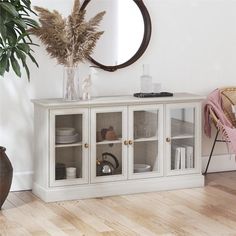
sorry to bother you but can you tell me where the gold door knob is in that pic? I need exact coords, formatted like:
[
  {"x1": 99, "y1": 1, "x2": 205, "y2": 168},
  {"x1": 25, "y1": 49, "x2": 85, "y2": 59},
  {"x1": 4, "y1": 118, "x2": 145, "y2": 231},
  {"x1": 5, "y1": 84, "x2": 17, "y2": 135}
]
[
  {"x1": 84, "y1": 143, "x2": 89, "y2": 148},
  {"x1": 166, "y1": 137, "x2": 171, "y2": 143},
  {"x1": 128, "y1": 140, "x2": 133, "y2": 145},
  {"x1": 124, "y1": 140, "x2": 129, "y2": 146}
]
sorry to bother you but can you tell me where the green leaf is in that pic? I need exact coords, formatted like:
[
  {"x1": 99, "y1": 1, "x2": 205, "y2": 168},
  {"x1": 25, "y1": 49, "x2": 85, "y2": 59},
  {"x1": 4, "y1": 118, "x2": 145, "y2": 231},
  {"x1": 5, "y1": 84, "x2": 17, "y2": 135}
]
[
  {"x1": 0, "y1": 54, "x2": 8, "y2": 76},
  {"x1": 20, "y1": 12, "x2": 30, "y2": 17},
  {"x1": 22, "y1": 6, "x2": 37, "y2": 16},
  {"x1": 10, "y1": 54, "x2": 21, "y2": 77},
  {"x1": 15, "y1": 48, "x2": 26, "y2": 63},
  {"x1": 6, "y1": 28, "x2": 17, "y2": 45},
  {"x1": 12, "y1": 18, "x2": 27, "y2": 29},
  {"x1": 16, "y1": 48, "x2": 30, "y2": 80},
  {"x1": 0, "y1": 18, "x2": 7, "y2": 42},
  {"x1": 25, "y1": 34, "x2": 32, "y2": 43},
  {"x1": 6, "y1": 59, "x2": 9, "y2": 72},
  {"x1": 22, "y1": 17, "x2": 39, "y2": 28},
  {"x1": 0, "y1": 48, "x2": 3, "y2": 58},
  {"x1": 28, "y1": 52, "x2": 38, "y2": 67},
  {"x1": 21, "y1": 0, "x2": 31, "y2": 8},
  {"x1": 15, "y1": 30, "x2": 33, "y2": 44},
  {"x1": 6, "y1": 49, "x2": 12, "y2": 60},
  {"x1": 22, "y1": 61, "x2": 30, "y2": 81},
  {"x1": 26, "y1": 42, "x2": 39, "y2": 47},
  {"x1": 17, "y1": 43, "x2": 30, "y2": 53},
  {"x1": 0, "y1": 3, "x2": 19, "y2": 17},
  {"x1": 0, "y1": 1, "x2": 38, "y2": 79},
  {"x1": 13, "y1": 24, "x2": 26, "y2": 36},
  {"x1": 0, "y1": 26, "x2": 7, "y2": 43},
  {"x1": 16, "y1": 31, "x2": 28, "y2": 43}
]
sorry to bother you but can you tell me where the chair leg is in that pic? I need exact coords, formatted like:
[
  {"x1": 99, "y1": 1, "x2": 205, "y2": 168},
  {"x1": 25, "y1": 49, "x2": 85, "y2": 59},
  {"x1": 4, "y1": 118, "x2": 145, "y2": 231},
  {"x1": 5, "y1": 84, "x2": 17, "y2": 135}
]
[{"x1": 203, "y1": 130, "x2": 219, "y2": 175}]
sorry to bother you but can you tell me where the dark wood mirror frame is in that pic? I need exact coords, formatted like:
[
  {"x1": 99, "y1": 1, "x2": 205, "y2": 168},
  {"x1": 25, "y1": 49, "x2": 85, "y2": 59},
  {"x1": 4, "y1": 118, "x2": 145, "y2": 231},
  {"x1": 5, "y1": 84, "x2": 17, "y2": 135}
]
[{"x1": 81, "y1": 0, "x2": 152, "y2": 72}]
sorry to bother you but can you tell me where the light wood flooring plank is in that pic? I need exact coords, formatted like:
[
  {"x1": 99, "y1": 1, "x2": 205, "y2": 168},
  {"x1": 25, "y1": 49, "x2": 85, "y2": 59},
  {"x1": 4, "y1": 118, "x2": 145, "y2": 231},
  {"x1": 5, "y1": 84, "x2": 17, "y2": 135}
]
[{"x1": 1, "y1": 172, "x2": 236, "y2": 235}]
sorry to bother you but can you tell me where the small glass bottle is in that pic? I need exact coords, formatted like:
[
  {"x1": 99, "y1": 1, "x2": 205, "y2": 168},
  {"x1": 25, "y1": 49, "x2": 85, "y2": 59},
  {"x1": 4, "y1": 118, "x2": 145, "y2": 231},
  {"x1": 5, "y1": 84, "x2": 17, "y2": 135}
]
[{"x1": 140, "y1": 64, "x2": 152, "y2": 93}]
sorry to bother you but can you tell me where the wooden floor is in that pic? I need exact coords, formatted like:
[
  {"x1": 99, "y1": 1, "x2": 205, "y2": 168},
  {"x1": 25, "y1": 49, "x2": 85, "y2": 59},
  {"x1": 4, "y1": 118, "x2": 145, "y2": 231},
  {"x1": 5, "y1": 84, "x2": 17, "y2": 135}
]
[{"x1": 1, "y1": 173, "x2": 236, "y2": 236}]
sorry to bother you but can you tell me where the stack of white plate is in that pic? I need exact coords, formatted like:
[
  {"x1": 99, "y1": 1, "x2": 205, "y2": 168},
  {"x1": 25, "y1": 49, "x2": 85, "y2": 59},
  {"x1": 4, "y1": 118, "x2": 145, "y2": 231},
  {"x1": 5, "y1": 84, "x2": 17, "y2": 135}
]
[
  {"x1": 134, "y1": 164, "x2": 151, "y2": 173},
  {"x1": 56, "y1": 127, "x2": 79, "y2": 144}
]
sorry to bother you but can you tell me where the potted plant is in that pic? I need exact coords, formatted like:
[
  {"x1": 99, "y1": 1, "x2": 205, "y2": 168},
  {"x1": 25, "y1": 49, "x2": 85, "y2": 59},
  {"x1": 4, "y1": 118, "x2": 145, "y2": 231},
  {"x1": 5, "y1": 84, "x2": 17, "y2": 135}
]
[
  {"x1": 0, "y1": 0, "x2": 38, "y2": 209},
  {"x1": 31, "y1": 0, "x2": 105, "y2": 100}
]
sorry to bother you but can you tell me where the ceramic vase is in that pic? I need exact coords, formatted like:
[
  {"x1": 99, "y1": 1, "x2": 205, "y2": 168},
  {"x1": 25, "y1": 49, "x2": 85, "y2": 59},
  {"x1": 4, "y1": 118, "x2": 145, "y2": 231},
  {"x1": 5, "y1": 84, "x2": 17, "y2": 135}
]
[
  {"x1": 63, "y1": 66, "x2": 80, "y2": 101},
  {"x1": 0, "y1": 147, "x2": 13, "y2": 210}
]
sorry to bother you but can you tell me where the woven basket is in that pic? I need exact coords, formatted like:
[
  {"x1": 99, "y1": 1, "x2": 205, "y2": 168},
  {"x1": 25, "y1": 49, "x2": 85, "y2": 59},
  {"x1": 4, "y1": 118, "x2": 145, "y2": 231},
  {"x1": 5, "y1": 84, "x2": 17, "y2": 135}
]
[{"x1": 220, "y1": 87, "x2": 236, "y2": 127}]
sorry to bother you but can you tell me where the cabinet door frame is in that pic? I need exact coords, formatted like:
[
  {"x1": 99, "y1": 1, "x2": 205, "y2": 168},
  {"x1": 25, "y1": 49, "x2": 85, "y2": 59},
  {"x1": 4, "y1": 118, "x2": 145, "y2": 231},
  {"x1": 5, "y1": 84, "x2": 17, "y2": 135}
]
[
  {"x1": 128, "y1": 104, "x2": 164, "y2": 179},
  {"x1": 90, "y1": 106, "x2": 128, "y2": 183},
  {"x1": 49, "y1": 108, "x2": 89, "y2": 187},
  {"x1": 165, "y1": 102, "x2": 201, "y2": 176}
]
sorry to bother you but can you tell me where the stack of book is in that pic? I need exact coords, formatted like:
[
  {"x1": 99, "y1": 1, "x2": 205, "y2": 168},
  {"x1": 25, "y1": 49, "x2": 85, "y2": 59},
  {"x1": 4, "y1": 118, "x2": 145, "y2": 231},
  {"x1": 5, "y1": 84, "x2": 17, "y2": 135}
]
[{"x1": 171, "y1": 145, "x2": 194, "y2": 170}]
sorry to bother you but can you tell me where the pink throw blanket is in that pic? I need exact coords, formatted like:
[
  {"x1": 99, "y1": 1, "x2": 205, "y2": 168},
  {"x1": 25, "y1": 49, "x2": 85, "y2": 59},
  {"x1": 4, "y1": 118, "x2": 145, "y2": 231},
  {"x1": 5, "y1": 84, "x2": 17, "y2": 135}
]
[{"x1": 204, "y1": 89, "x2": 236, "y2": 154}]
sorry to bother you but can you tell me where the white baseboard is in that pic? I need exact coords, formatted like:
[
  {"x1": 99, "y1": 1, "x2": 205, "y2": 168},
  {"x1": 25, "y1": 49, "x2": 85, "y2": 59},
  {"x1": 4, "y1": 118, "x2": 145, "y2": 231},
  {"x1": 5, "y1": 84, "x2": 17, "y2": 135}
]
[
  {"x1": 11, "y1": 155, "x2": 236, "y2": 192},
  {"x1": 202, "y1": 154, "x2": 236, "y2": 173},
  {"x1": 11, "y1": 171, "x2": 33, "y2": 191},
  {"x1": 33, "y1": 174, "x2": 204, "y2": 202}
]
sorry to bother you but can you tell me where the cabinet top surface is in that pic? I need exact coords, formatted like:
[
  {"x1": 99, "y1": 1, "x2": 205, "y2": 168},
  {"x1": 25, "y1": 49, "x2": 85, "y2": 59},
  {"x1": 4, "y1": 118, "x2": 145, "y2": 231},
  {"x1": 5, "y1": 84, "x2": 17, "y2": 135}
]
[{"x1": 32, "y1": 93, "x2": 205, "y2": 108}]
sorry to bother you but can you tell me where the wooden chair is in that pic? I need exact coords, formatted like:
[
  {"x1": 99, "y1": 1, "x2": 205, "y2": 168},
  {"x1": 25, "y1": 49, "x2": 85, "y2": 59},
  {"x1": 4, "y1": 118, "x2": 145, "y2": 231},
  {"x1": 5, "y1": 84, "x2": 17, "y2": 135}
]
[{"x1": 204, "y1": 87, "x2": 236, "y2": 175}]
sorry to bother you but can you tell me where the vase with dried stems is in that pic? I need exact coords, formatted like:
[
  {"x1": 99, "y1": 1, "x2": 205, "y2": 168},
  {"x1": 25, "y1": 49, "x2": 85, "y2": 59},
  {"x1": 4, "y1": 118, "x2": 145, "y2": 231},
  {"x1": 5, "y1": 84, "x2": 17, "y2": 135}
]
[
  {"x1": 31, "y1": 0, "x2": 105, "y2": 100},
  {"x1": 63, "y1": 66, "x2": 79, "y2": 100}
]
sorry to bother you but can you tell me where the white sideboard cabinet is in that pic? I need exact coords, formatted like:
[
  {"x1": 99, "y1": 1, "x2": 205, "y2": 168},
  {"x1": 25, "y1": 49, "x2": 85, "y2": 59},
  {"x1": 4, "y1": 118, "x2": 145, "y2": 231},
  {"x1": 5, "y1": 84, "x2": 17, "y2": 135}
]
[{"x1": 32, "y1": 93, "x2": 205, "y2": 202}]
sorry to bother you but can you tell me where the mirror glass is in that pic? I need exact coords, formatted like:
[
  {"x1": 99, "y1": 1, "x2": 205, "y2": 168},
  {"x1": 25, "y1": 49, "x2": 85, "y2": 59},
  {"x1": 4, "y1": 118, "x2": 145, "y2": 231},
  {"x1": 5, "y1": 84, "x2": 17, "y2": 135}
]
[{"x1": 84, "y1": 0, "x2": 145, "y2": 67}]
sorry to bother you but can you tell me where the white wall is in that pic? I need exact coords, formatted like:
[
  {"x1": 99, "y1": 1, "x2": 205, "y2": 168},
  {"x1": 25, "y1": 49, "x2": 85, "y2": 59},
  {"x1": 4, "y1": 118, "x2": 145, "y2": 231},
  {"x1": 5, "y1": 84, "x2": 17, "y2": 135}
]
[{"x1": 1, "y1": 0, "x2": 236, "y2": 190}]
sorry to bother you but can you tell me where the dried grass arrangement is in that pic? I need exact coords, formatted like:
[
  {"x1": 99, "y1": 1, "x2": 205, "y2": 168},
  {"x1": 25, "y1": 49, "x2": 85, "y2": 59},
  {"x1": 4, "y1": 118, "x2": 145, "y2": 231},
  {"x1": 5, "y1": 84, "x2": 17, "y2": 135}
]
[
  {"x1": 31, "y1": 0, "x2": 105, "y2": 67},
  {"x1": 31, "y1": 0, "x2": 105, "y2": 100}
]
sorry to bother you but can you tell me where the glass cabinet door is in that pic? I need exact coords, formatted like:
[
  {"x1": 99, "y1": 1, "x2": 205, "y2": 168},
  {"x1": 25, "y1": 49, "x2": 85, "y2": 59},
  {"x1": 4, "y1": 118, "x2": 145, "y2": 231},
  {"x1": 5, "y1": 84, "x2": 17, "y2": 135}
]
[
  {"x1": 128, "y1": 105, "x2": 164, "y2": 179},
  {"x1": 91, "y1": 107, "x2": 128, "y2": 183},
  {"x1": 166, "y1": 103, "x2": 200, "y2": 175},
  {"x1": 49, "y1": 108, "x2": 89, "y2": 186}
]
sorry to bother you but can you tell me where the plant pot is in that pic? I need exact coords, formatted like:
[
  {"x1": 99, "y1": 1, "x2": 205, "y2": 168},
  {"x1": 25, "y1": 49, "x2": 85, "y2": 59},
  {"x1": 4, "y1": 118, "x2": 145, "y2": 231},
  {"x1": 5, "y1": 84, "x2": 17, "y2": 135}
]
[{"x1": 0, "y1": 147, "x2": 13, "y2": 210}]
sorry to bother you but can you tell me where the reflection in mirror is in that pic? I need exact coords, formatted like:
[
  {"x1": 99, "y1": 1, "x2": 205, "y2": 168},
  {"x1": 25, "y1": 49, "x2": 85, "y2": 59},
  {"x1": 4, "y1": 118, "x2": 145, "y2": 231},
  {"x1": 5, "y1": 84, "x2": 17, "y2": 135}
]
[
  {"x1": 82, "y1": 0, "x2": 151, "y2": 70},
  {"x1": 84, "y1": 0, "x2": 145, "y2": 67}
]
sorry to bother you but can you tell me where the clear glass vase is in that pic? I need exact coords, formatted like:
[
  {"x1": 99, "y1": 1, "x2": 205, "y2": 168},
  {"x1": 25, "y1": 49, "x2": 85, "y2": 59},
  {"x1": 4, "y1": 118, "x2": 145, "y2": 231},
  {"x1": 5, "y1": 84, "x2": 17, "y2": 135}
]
[{"x1": 63, "y1": 66, "x2": 80, "y2": 101}]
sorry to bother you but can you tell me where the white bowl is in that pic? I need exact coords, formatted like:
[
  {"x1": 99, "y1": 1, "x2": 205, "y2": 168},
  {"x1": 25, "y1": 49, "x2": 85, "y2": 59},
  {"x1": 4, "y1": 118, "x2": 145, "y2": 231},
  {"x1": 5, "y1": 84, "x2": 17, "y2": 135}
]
[
  {"x1": 134, "y1": 164, "x2": 151, "y2": 173},
  {"x1": 56, "y1": 127, "x2": 75, "y2": 136},
  {"x1": 56, "y1": 133, "x2": 79, "y2": 144}
]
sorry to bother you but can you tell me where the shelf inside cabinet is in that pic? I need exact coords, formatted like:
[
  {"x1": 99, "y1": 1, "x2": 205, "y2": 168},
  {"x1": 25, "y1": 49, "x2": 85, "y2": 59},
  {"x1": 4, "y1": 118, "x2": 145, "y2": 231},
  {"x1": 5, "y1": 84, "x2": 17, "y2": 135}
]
[
  {"x1": 55, "y1": 142, "x2": 82, "y2": 148},
  {"x1": 96, "y1": 138, "x2": 122, "y2": 145},
  {"x1": 171, "y1": 118, "x2": 194, "y2": 138},
  {"x1": 134, "y1": 136, "x2": 158, "y2": 142},
  {"x1": 171, "y1": 135, "x2": 194, "y2": 140}
]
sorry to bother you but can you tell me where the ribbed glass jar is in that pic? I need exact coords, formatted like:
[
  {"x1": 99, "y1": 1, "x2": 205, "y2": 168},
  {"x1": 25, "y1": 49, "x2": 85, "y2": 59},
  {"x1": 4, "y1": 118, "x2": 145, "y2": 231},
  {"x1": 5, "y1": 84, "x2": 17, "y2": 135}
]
[{"x1": 63, "y1": 66, "x2": 80, "y2": 101}]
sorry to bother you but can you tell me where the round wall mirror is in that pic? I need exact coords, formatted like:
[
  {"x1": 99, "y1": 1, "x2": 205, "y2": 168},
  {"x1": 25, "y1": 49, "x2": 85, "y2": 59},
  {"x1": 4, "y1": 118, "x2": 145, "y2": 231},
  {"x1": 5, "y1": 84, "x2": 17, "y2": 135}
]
[{"x1": 81, "y1": 0, "x2": 152, "y2": 72}]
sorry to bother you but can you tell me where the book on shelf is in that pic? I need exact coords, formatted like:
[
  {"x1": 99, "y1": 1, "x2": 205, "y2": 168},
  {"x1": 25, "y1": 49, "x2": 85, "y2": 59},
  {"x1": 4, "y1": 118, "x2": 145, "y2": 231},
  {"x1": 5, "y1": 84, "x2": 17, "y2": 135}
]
[
  {"x1": 185, "y1": 145, "x2": 194, "y2": 169},
  {"x1": 180, "y1": 147, "x2": 186, "y2": 170},
  {"x1": 171, "y1": 145, "x2": 194, "y2": 170},
  {"x1": 171, "y1": 145, "x2": 177, "y2": 169},
  {"x1": 171, "y1": 145, "x2": 183, "y2": 170},
  {"x1": 175, "y1": 147, "x2": 181, "y2": 170}
]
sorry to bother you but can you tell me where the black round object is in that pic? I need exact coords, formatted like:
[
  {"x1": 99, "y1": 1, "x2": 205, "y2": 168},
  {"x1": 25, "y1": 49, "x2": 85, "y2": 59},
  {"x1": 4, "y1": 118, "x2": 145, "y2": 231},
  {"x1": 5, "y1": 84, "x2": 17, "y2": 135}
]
[{"x1": 96, "y1": 152, "x2": 119, "y2": 176}]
